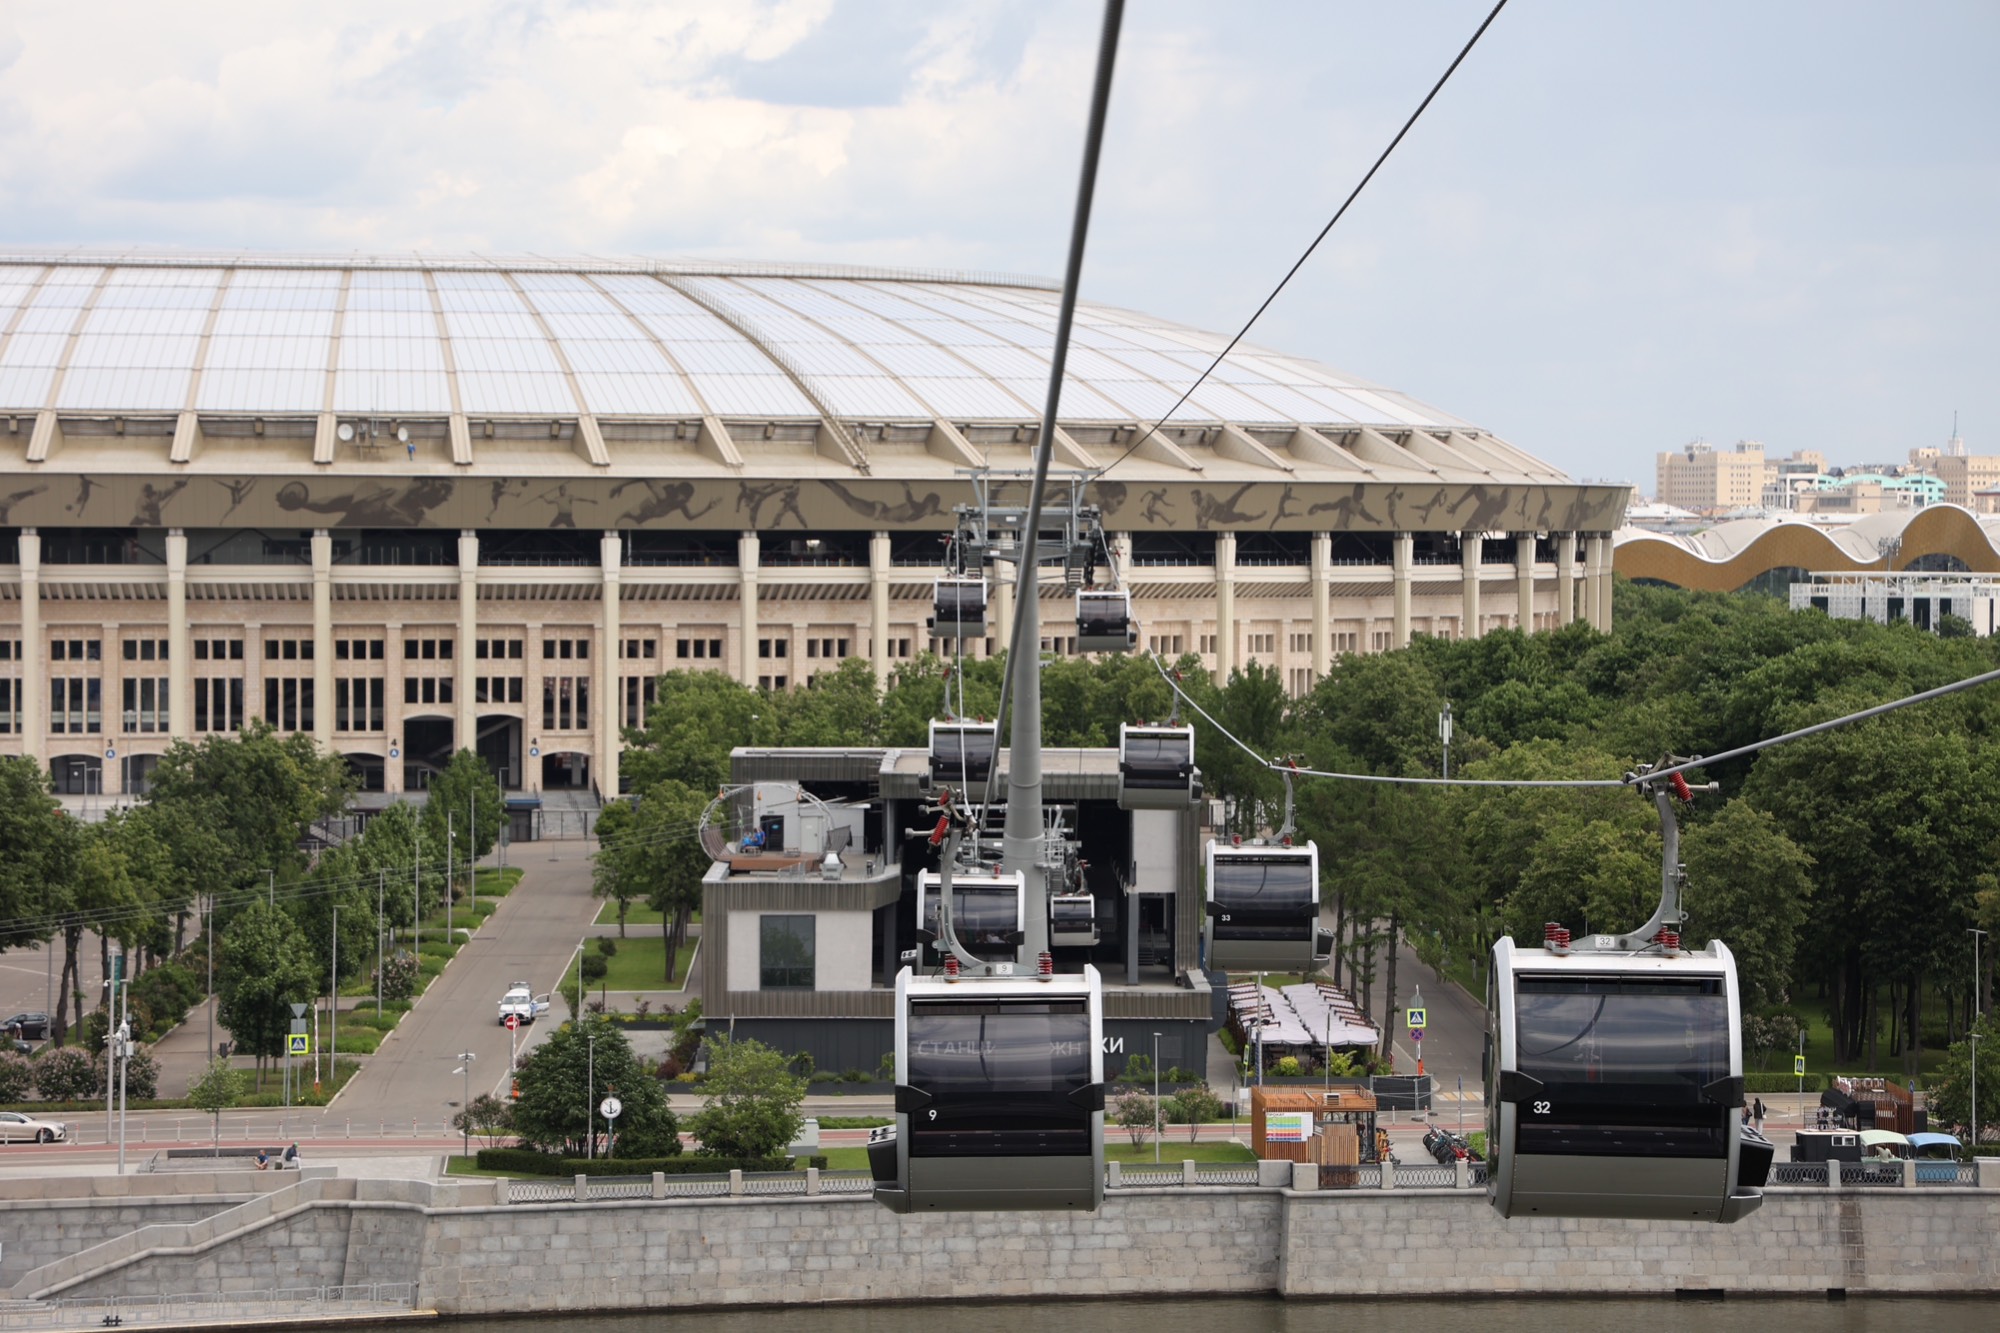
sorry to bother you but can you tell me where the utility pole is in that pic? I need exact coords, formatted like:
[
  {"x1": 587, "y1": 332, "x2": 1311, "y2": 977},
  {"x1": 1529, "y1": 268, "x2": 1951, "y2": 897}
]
[
  {"x1": 413, "y1": 831, "x2": 422, "y2": 955},
  {"x1": 326, "y1": 905, "x2": 337, "y2": 1095},
  {"x1": 1152, "y1": 1031, "x2": 1161, "y2": 1164},
  {"x1": 267, "y1": 868, "x2": 275, "y2": 908},
  {"x1": 455, "y1": 1052, "x2": 476, "y2": 1158},
  {"x1": 586, "y1": 1031, "x2": 597, "y2": 1161},
  {"x1": 1439, "y1": 701, "x2": 1453, "y2": 780},
  {"x1": 206, "y1": 894, "x2": 215, "y2": 1061},
  {"x1": 376, "y1": 871, "x2": 385, "y2": 1013},
  {"x1": 1973, "y1": 928, "x2": 1989, "y2": 1021},
  {"x1": 447, "y1": 811, "x2": 455, "y2": 939},
  {"x1": 469, "y1": 786, "x2": 477, "y2": 914},
  {"x1": 117, "y1": 968, "x2": 129, "y2": 1175}
]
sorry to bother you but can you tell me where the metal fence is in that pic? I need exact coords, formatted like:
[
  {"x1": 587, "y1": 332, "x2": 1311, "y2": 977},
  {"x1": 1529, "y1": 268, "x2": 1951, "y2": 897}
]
[
  {"x1": 0, "y1": 1284, "x2": 416, "y2": 1330},
  {"x1": 1770, "y1": 1162, "x2": 1829, "y2": 1186},
  {"x1": 1395, "y1": 1165, "x2": 1458, "y2": 1190}
]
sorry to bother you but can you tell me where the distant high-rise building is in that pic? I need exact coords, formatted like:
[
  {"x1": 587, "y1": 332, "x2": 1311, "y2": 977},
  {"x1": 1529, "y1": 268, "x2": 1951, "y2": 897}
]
[{"x1": 1656, "y1": 439, "x2": 1766, "y2": 512}]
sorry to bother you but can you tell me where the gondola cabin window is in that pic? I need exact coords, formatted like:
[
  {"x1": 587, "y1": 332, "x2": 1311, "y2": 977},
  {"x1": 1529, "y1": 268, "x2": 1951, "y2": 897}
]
[
  {"x1": 1513, "y1": 973, "x2": 1730, "y2": 1159},
  {"x1": 759, "y1": 914, "x2": 816, "y2": 990},
  {"x1": 906, "y1": 998, "x2": 1094, "y2": 1157}
]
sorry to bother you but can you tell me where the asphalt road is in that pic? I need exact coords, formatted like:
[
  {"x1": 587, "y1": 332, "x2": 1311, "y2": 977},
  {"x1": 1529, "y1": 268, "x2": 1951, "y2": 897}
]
[{"x1": 332, "y1": 839, "x2": 603, "y2": 1123}]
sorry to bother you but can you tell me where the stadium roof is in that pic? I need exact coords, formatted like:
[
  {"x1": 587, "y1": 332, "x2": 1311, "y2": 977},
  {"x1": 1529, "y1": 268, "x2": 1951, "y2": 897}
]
[
  {"x1": 0, "y1": 249, "x2": 1512, "y2": 437},
  {"x1": 1615, "y1": 504, "x2": 2000, "y2": 590},
  {"x1": 0, "y1": 250, "x2": 1628, "y2": 536}
]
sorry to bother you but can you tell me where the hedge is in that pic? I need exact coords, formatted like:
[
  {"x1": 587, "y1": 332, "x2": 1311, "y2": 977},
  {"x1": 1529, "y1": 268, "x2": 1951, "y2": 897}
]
[
  {"x1": 1745, "y1": 1072, "x2": 1828, "y2": 1094},
  {"x1": 475, "y1": 1146, "x2": 828, "y2": 1176}
]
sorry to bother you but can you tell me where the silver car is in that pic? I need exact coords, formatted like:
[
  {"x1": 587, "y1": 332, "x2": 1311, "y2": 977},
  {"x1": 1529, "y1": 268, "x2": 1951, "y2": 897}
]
[{"x1": 0, "y1": 1111, "x2": 67, "y2": 1144}]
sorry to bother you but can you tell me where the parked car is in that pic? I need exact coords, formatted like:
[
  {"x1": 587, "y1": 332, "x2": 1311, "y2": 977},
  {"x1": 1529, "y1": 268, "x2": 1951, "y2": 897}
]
[
  {"x1": 2, "y1": 1013, "x2": 51, "y2": 1041},
  {"x1": 0, "y1": 1111, "x2": 67, "y2": 1144},
  {"x1": 498, "y1": 982, "x2": 550, "y2": 1026}
]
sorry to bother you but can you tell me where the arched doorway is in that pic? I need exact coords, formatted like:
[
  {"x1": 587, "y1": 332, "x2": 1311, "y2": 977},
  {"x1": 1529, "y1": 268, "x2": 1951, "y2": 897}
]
[
  {"x1": 120, "y1": 753, "x2": 161, "y2": 796},
  {"x1": 476, "y1": 714, "x2": 523, "y2": 791},
  {"x1": 50, "y1": 754, "x2": 102, "y2": 795},
  {"x1": 344, "y1": 752, "x2": 386, "y2": 793},
  {"x1": 541, "y1": 750, "x2": 591, "y2": 791},
  {"x1": 403, "y1": 716, "x2": 454, "y2": 791}
]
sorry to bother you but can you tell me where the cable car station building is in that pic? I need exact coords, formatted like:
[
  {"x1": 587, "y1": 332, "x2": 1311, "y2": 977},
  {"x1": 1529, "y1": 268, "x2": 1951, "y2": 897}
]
[{"x1": 0, "y1": 251, "x2": 1629, "y2": 800}]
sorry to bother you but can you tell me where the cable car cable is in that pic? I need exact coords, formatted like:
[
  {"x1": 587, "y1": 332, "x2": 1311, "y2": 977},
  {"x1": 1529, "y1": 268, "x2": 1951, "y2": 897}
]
[{"x1": 1092, "y1": 0, "x2": 1512, "y2": 483}]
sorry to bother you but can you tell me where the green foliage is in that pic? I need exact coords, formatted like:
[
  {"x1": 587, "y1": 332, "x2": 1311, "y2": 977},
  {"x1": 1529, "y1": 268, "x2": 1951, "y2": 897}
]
[
  {"x1": 1112, "y1": 1090, "x2": 1157, "y2": 1147},
  {"x1": 0, "y1": 757, "x2": 75, "y2": 954},
  {"x1": 512, "y1": 1016, "x2": 679, "y2": 1158},
  {"x1": 474, "y1": 1146, "x2": 814, "y2": 1176},
  {"x1": 1741, "y1": 1012, "x2": 1806, "y2": 1073},
  {"x1": 1925, "y1": 1016, "x2": 2000, "y2": 1139},
  {"x1": 93, "y1": 1046, "x2": 161, "y2": 1100},
  {"x1": 216, "y1": 900, "x2": 321, "y2": 1067},
  {"x1": 1119, "y1": 1052, "x2": 1154, "y2": 1084},
  {"x1": 686, "y1": 1035, "x2": 806, "y2": 1160},
  {"x1": 126, "y1": 963, "x2": 203, "y2": 1041},
  {"x1": 1164, "y1": 1085, "x2": 1224, "y2": 1140},
  {"x1": 422, "y1": 749, "x2": 506, "y2": 873},
  {"x1": 0, "y1": 1053, "x2": 33, "y2": 1102},
  {"x1": 594, "y1": 780, "x2": 709, "y2": 983},
  {"x1": 451, "y1": 1092, "x2": 517, "y2": 1147},
  {"x1": 33, "y1": 1047, "x2": 94, "y2": 1101},
  {"x1": 1744, "y1": 1071, "x2": 1826, "y2": 1094}
]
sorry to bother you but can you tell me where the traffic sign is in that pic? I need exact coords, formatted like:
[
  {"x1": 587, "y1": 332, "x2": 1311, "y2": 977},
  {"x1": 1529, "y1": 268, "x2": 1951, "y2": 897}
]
[
  {"x1": 599, "y1": 1096, "x2": 623, "y2": 1121},
  {"x1": 288, "y1": 1033, "x2": 310, "y2": 1056},
  {"x1": 1407, "y1": 1006, "x2": 1427, "y2": 1031},
  {"x1": 1794, "y1": 1054, "x2": 1806, "y2": 1077},
  {"x1": 505, "y1": 1014, "x2": 520, "y2": 1031}
]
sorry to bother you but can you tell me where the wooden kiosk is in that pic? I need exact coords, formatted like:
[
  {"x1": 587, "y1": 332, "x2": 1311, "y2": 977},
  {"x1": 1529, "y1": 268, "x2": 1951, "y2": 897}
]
[{"x1": 1249, "y1": 1086, "x2": 1382, "y2": 1185}]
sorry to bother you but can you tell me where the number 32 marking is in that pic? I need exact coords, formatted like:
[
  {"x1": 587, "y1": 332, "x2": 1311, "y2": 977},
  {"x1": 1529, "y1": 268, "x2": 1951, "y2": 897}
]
[{"x1": 1531, "y1": 1101, "x2": 1552, "y2": 1116}]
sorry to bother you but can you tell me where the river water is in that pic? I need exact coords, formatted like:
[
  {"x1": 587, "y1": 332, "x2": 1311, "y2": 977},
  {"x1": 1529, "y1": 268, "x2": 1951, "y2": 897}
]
[{"x1": 448, "y1": 1296, "x2": 1995, "y2": 1333}]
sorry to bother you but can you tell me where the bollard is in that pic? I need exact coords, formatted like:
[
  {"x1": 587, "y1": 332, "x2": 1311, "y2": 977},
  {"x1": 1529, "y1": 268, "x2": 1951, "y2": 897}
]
[
  {"x1": 1182, "y1": 1159, "x2": 1196, "y2": 1186},
  {"x1": 495, "y1": 1177, "x2": 510, "y2": 1205},
  {"x1": 312, "y1": 1123, "x2": 318, "y2": 1140},
  {"x1": 176, "y1": 1121, "x2": 181, "y2": 1143},
  {"x1": 728, "y1": 1169, "x2": 744, "y2": 1197},
  {"x1": 346, "y1": 1120, "x2": 351, "y2": 1139},
  {"x1": 1902, "y1": 1158, "x2": 1917, "y2": 1189},
  {"x1": 140, "y1": 1122, "x2": 147, "y2": 1143},
  {"x1": 1381, "y1": 1158, "x2": 1396, "y2": 1190},
  {"x1": 805, "y1": 1167, "x2": 820, "y2": 1197},
  {"x1": 1454, "y1": 1157, "x2": 1470, "y2": 1190},
  {"x1": 411, "y1": 1119, "x2": 417, "y2": 1137},
  {"x1": 651, "y1": 1171, "x2": 667, "y2": 1200},
  {"x1": 1107, "y1": 1161, "x2": 1122, "y2": 1189},
  {"x1": 574, "y1": 1174, "x2": 587, "y2": 1203},
  {"x1": 1290, "y1": 1160, "x2": 1317, "y2": 1192}
]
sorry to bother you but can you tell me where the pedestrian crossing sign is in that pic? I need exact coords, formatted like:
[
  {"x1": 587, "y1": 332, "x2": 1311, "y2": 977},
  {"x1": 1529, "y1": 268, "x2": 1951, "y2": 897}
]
[
  {"x1": 288, "y1": 1034, "x2": 310, "y2": 1056},
  {"x1": 1407, "y1": 1007, "x2": 1427, "y2": 1031},
  {"x1": 1794, "y1": 1054, "x2": 1806, "y2": 1077}
]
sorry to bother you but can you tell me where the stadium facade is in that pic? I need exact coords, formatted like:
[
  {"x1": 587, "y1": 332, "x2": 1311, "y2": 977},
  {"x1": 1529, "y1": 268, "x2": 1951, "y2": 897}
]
[{"x1": 0, "y1": 251, "x2": 1627, "y2": 799}]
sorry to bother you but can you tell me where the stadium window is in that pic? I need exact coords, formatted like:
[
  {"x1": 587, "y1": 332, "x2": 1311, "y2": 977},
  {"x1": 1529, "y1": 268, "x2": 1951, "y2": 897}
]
[
  {"x1": 50, "y1": 678, "x2": 102, "y2": 734},
  {"x1": 122, "y1": 638, "x2": 168, "y2": 662},
  {"x1": 0, "y1": 640, "x2": 12, "y2": 662},
  {"x1": 121, "y1": 677, "x2": 167, "y2": 733},
  {"x1": 0, "y1": 678, "x2": 17, "y2": 733}
]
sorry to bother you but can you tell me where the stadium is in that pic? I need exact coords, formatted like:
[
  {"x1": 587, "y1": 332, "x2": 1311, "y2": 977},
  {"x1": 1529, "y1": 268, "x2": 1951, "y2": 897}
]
[{"x1": 0, "y1": 250, "x2": 1628, "y2": 802}]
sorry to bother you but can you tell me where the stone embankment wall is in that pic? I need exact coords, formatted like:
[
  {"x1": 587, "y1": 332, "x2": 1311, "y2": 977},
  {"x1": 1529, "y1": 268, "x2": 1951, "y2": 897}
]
[
  {"x1": 16, "y1": 1180, "x2": 2000, "y2": 1308},
  {"x1": 0, "y1": 1171, "x2": 299, "y2": 1293}
]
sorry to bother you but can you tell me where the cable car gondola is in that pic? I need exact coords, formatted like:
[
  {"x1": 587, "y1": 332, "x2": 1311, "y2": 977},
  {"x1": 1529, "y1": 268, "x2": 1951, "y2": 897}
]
[
  {"x1": 870, "y1": 966, "x2": 1106, "y2": 1214},
  {"x1": 1486, "y1": 936, "x2": 1763, "y2": 1222},
  {"x1": 929, "y1": 717, "x2": 999, "y2": 786},
  {"x1": 1203, "y1": 838, "x2": 1332, "y2": 973},
  {"x1": 916, "y1": 869, "x2": 1026, "y2": 963},
  {"x1": 1484, "y1": 763, "x2": 1767, "y2": 1223},
  {"x1": 1049, "y1": 892, "x2": 1099, "y2": 948},
  {"x1": 1117, "y1": 722, "x2": 1197, "y2": 810},
  {"x1": 930, "y1": 576, "x2": 988, "y2": 638},
  {"x1": 1075, "y1": 588, "x2": 1136, "y2": 653}
]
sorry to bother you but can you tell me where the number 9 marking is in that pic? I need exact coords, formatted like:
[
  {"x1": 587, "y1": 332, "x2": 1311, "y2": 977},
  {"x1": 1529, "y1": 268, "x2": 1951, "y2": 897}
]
[{"x1": 927, "y1": 1109, "x2": 938, "y2": 1120}]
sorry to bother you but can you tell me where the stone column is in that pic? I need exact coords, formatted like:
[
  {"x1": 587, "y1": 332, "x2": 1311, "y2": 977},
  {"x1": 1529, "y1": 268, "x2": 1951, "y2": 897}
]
[
  {"x1": 598, "y1": 532, "x2": 622, "y2": 799},
  {"x1": 101, "y1": 618, "x2": 124, "y2": 795},
  {"x1": 869, "y1": 531, "x2": 891, "y2": 685},
  {"x1": 1515, "y1": 533, "x2": 1536, "y2": 633},
  {"x1": 1592, "y1": 533, "x2": 1615, "y2": 631},
  {"x1": 457, "y1": 532, "x2": 479, "y2": 763},
  {"x1": 312, "y1": 531, "x2": 335, "y2": 748},
  {"x1": 521, "y1": 620, "x2": 542, "y2": 794},
  {"x1": 1391, "y1": 532, "x2": 1413, "y2": 649},
  {"x1": 1215, "y1": 531, "x2": 1236, "y2": 679},
  {"x1": 1584, "y1": 535, "x2": 1605, "y2": 630},
  {"x1": 1460, "y1": 531, "x2": 1481, "y2": 640},
  {"x1": 383, "y1": 619, "x2": 405, "y2": 795},
  {"x1": 242, "y1": 621, "x2": 265, "y2": 737},
  {"x1": 166, "y1": 530, "x2": 191, "y2": 741},
  {"x1": 1556, "y1": 532, "x2": 1578, "y2": 626},
  {"x1": 737, "y1": 532, "x2": 760, "y2": 688},
  {"x1": 19, "y1": 531, "x2": 43, "y2": 756},
  {"x1": 1310, "y1": 532, "x2": 1331, "y2": 682}
]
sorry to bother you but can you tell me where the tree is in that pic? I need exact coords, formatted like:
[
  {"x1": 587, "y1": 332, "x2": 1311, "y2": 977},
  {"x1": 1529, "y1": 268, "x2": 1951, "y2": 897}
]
[
  {"x1": 1925, "y1": 1016, "x2": 2000, "y2": 1144},
  {"x1": 0, "y1": 758, "x2": 81, "y2": 1041},
  {"x1": 1113, "y1": 1090, "x2": 1156, "y2": 1148},
  {"x1": 620, "y1": 670, "x2": 765, "y2": 795},
  {"x1": 594, "y1": 779, "x2": 711, "y2": 981},
  {"x1": 686, "y1": 1035, "x2": 806, "y2": 1160},
  {"x1": 216, "y1": 900, "x2": 320, "y2": 1085},
  {"x1": 1164, "y1": 1084, "x2": 1223, "y2": 1142},
  {"x1": 512, "y1": 1016, "x2": 677, "y2": 1158},
  {"x1": 451, "y1": 1092, "x2": 517, "y2": 1148},
  {"x1": 1681, "y1": 801, "x2": 1813, "y2": 1011},
  {"x1": 421, "y1": 749, "x2": 505, "y2": 888},
  {"x1": 775, "y1": 657, "x2": 881, "y2": 746},
  {"x1": 186, "y1": 1056, "x2": 242, "y2": 1156},
  {"x1": 33, "y1": 1047, "x2": 94, "y2": 1102}
]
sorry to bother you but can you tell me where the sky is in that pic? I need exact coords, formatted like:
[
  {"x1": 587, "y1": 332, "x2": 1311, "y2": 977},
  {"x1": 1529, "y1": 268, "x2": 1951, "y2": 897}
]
[{"x1": 0, "y1": 0, "x2": 1994, "y2": 489}]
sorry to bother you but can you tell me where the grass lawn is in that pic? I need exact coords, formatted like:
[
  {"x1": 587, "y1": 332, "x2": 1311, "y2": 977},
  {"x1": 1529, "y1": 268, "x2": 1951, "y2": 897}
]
[
  {"x1": 567, "y1": 934, "x2": 700, "y2": 995},
  {"x1": 594, "y1": 902, "x2": 701, "y2": 928},
  {"x1": 474, "y1": 867, "x2": 523, "y2": 898},
  {"x1": 1762, "y1": 1000, "x2": 1952, "y2": 1082}
]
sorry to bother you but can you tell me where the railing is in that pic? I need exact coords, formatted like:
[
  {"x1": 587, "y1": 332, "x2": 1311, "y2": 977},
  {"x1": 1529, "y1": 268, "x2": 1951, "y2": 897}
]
[
  {"x1": 1770, "y1": 1162, "x2": 1828, "y2": 1186},
  {"x1": 0, "y1": 1284, "x2": 416, "y2": 1330},
  {"x1": 820, "y1": 1170, "x2": 876, "y2": 1195},
  {"x1": 1839, "y1": 1162, "x2": 1906, "y2": 1187},
  {"x1": 587, "y1": 1175, "x2": 657, "y2": 1200},
  {"x1": 661, "y1": 1173, "x2": 733, "y2": 1198},
  {"x1": 1396, "y1": 1165, "x2": 1458, "y2": 1189}
]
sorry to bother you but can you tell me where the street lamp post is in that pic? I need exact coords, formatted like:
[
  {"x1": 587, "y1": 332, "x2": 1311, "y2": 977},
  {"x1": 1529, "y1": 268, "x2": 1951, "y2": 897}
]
[
  {"x1": 454, "y1": 1052, "x2": 476, "y2": 1158},
  {"x1": 1438, "y1": 701, "x2": 1453, "y2": 781},
  {"x1": 1971, "y1": 1032, "x2": 1981, "y2": 1151},
  {"x1": 586, "y1": 1030, "x2": 597, "y2": 1161},
  {"x1": 1152, "y1": 1032, "x2": 1162, "y2": 1164},
  {"x1": 1972, "y1": 928, "x2": 1989, "y2": 1022}
]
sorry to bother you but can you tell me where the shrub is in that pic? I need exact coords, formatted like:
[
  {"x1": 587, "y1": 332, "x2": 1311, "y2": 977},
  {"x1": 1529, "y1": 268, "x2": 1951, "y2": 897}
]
[
  {"x1": 334, "y1": 1029, "x2": 385, "y2": 1055},
  {"x1": 92, "y1": 1046, "x2": 161, "y2": 1100},
  {"x1": 474, "y1": 1146, "x2": 825, "y2": 1176},
  {"x1": 129, "y1": 963, "x2": 203, "y2": 1039},
  {"x1": 375, "y1": 952, "x2": 420, "y2": 1003},
  {"x1": 1121, "y1": 1052, "x2": 1154, "y2": 1083},
  {"x1": 0, "y1": 1053, "x2": 33, "y2": 1102},
  {"x1": 840, "y1": 1068, "x2": 868, "y2": 1083},
  {"x1": 1271, "y1": 1056, "x2": 1303, "y2": 1077},
  {"x1": 597, "y1": 937, "x2": 618, "y2": 959},
  {"x1": 34, "y1": 1048, "x2": 95, "y2": 1102},
  {"x1": 1165, "y1": 1066, "x2": 1203, "y2": 1084}
]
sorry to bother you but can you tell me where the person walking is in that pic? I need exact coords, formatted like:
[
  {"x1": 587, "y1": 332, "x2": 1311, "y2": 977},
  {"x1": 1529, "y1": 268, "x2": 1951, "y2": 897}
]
[{"x1": 1753, "y1": 1097, "x2": 1767, "y2": 1133}]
